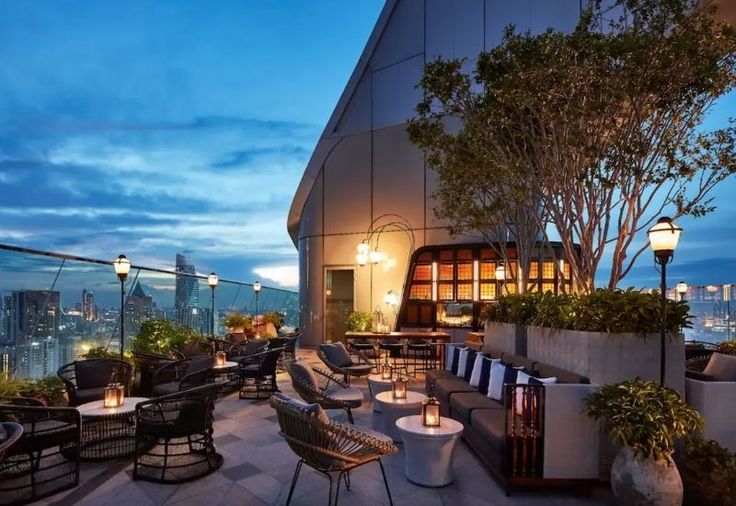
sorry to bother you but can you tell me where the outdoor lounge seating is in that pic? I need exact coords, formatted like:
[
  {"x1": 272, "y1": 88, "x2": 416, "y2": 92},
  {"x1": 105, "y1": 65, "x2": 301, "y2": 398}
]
[
  {"x1": 57, "y1": 358, "x2": 133, "y2": 406},
  {"x1": 238, "y1": 347, "x2": 283, "y2": 399},
  {"x1": 228, "y1": 340, "x2": 268, "y2": 362},
  {"x1": 133, "y1": 384, "x2": 222, "y2": 484},
  {"x1": 425, "y1": 343, "x2": 600, "y2": 492},
  {"x1": 151, "y1": 357, "x2": 214, "y2": 396},
  {"x1": 0, "y1": 423, "x2": 23, "y2": 463},
  {"x1": 270, "y1": 393, "x2": 397, "y2": 506},
  {"x1": 285, "y1": 359, "x2": 363, "y2": 424},
  {"x1": 318, "y1": 342, "x2": 373, "y2": 385},
  {"x1": 133, "y1": 351, "x2": 175, "y2": 397},
  {"x1": 0, "y1": 397, "x2": 81, "y2": 505}
]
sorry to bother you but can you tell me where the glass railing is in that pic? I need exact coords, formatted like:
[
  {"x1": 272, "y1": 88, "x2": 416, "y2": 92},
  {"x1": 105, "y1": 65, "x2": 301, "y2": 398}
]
[{"x1": 0, "y1": 243, "x2": 299, "y2": 380}]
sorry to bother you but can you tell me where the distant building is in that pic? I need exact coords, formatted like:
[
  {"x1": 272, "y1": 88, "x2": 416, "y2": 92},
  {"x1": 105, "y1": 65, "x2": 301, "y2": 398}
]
[
  {"x1": 174, "y1": 253, "x2": 200, "y2": 330},
  {"x1": 81, "y1": 289, "x2": 97, "y2": 322},
  {"x1": 126, "y1": 281, "x2": 155, "y2": 337}
]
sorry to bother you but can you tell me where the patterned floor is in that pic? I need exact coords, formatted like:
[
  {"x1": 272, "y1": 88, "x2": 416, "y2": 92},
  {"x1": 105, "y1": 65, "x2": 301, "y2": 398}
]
[{"x1": 36, "y1": 350, "x2": 612, "y2": 506}]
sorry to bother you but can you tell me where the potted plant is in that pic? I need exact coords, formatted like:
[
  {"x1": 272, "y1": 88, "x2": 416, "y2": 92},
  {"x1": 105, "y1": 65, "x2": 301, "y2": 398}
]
[
  {"x1": 676, "y1": 436, "x2": 736, "y2": 506},
  {"x1": 0, "y1": 376, "x2": 67, "y2": 406},
  {"x1": 586, "y1": 379, "x2": 703, "y2": 506},
  {"x1": 223, "y1": 312, "x2": 252, "y2": 334},
  {"x1": 345, "y1": 311, "x2": 372, "y2": 332}
]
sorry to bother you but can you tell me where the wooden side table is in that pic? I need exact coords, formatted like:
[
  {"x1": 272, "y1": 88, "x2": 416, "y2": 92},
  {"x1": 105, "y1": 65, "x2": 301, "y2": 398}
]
[{"x1": 396, "y1": 415, "x2": 464, "y2": 487}]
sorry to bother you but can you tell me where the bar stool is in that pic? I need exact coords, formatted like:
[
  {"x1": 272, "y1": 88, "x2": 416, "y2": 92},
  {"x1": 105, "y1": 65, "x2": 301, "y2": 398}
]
[
  {"x1": 379, "y1": 338, "x2": 404, "y2": 371},
  {"x1": 405, "y1": 339, "x2": 432, "y2": 376},
  {"x1": 349, "y1": 338, "x2": 380, "y2": 372}
]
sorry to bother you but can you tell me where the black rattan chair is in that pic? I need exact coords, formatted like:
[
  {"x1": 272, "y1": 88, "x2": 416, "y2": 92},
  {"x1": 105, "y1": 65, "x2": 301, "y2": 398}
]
[
  {"x1": 133, "y1": 384, "x2": 222, "y2": 484},
  {"x1": 318, "y1": 343, "x2": 373, "y2": 385},
  {"x1": 0, "y1": 397, "x2": 80, "y2": 505},
  {"x1": 0, "y1": 423, "x2": 23, "y2": 463},
  {"x1": 133, "y1": 352, "x2": 175, "y2": 397},
  {"x1": 151, "y1": 357, "x2": 214, "y2": 397},
  {"x1": 238, "y1": 348, "x2": 284, "y2": 399},
  {"x1": 229, "y1": 340, "x2": 269, "y2": 362},
  {"x1": 175, "y1": 341, "x2": 213, "y2": 358},
  {"x1": 57, "y1": 359, "x2": 133, "y2": 407}
]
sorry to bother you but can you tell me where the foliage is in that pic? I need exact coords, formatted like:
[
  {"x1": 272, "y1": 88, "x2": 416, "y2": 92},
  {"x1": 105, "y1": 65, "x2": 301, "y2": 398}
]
[
  {"x1": 345, "y1": 311, "x2": 372, "y2": 332},
  {"x1": 483, "y1": 289, "x2": 691, "y2": 334},
  {"x1": 408, "y1": 0, "x2": 736, "y2": 292},
  {"x1": 0, "y1": 376, "x2": 67, "y2": 406},
  {"x1": 586, "y1": 379, "x2": 702, "y2": 462},
  {"x1": 262, "y1": 311, "x2": 284, "y2": 328},
  {"x1": 677, "y1": 436, "x2": 736, "y2": 506},
  {"x1": 132, "y1": 319, "x2": 205, "y2": 356},
  {"x1": 716, "y1": 340, "x2": 736, "y2": 355},
  {"x1": 223, "y1": 312, "x2": 251, "y2": 331},
  {"x1": 81, "y1": 346, "x2": 119, "y2": 360}
]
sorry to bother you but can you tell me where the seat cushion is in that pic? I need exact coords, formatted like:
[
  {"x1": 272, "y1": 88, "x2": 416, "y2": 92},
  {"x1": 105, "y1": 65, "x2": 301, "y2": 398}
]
[
  {"x1": 325, "y1": 387, "x2": 363, "y2": 406},
  {"x1": 450, "y1": 392, "x2": 504, "y2": 422},
  {"x1": 290, "y1": 360, "x2": 320, "y2": 390},
  {"x1": 426, "y1": 369, "x2": 456, "y2": 386},
  {"x1": 353, "y1": 425, "x2": 393, "y2": 445},
  {"x1": 153, "y1": 382, "x2": 180, "y2": 397},
  {"x1": 533, "y1": 362, "x2": 589, "y2": 384},
  {"x1": 435, "y1": 378, "x2": 477, "y2": 412},
  {"x1": 186, "y1": 357, "x2": 214, "y2": 376},
  {"x1": 11, "y1": 421, "x2": 79, "y2": 455},
  {"x1": 74, "y1": 360, "x2": 115, "y2": 389},
  {"x1": 74, "y1": 386, "x2": 106, "y2": 405},
  {"x1": 470, "y1": 408, "x2": 507, "y2": 452},
  {"x1": 344, "y1": 364, "x2": 372, "y2": 375},
  {"x1": 321, "y1": 343, "x2": 353, "y2": 368},
  {"x1": 703, "y1": 352, "x2": 736, "y2": 381}
]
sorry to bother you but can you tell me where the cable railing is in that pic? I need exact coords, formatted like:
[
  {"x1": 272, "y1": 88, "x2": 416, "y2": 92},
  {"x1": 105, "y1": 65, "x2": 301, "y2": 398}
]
[{"x1": 0, "y1": 243, "x2": 299, "y2": 380}]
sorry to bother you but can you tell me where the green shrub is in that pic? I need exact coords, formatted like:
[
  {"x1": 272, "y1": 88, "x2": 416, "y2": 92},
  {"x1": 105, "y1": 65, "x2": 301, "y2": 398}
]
[
  {"x1": 262, "y1": 311, "x2": 284, "y2": 328},
  {"x1": 677, "y1": 436, "x2": 736, "y2": 506},
  {"x1": 345, "y1": 311, "x2": 372, "y2": 332},
  {"x1": 223, "y1": 312, "x2": 252, "y2": 331},
  {"x1": 81, "y1": 346, "x2": 119, "y2": 360},
  {"x1": 716, "y1": 340, "x2": 736, "y2": 356},
  {"x1": 132, "y1": 319, "x2": 205, "y2": 356},
  {"x1": 0, "y1": 376, "x2": 67, "y2": 406},
  {"x1": 586, "y1": 379, "x2": 703, "y2": 462},
  {"x1": 481, "y1": 293, "x2": 543, "y2": 324}
]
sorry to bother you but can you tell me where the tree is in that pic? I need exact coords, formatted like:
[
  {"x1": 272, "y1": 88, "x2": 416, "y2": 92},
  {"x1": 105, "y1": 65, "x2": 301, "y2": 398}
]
[{"x1": 408, "y1": 0, "x2": 736, "y2": 292}]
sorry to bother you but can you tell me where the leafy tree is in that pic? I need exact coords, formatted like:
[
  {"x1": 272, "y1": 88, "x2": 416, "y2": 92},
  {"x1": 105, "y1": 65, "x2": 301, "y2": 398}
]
[{"x1": 408, "y1": 0, "x2": 736, "y2": 292}]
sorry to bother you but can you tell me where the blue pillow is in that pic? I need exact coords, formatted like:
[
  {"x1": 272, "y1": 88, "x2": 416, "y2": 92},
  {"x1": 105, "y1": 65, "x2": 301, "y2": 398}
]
[
  {"x1": 450, "y1": 347, "x2": 464, "y2": 374},
  {"x1": 463, "y1": 350, "x2": 477, "y2": 381},
  {"x1": 478, "y1": 357, "x2": 497, "y2": 396}
]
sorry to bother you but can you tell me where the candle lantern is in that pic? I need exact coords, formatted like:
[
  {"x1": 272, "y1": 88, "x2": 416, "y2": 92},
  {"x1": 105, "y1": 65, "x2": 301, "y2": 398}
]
[
  {"x1": 392, "y1": 376, "x2": 408, "y2": 400},
  {"x1": 381, "y1": 363, "x2": 393, "y2": 380},
  {"x1": 422, "y1": 396, "x2": 441, "y2": 427},
  {"x1": 104, "y1": 382, "x2": 125, "y2": 408},
  {"x1": 215, "y1": 351, "x2": 227, "y2": 367}
]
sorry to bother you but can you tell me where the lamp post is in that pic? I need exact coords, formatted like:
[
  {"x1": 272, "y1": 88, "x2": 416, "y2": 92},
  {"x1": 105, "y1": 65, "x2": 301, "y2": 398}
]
[
  {"x1": 647, "y1": 216, "x2": 683, "y2": 386},
  {"x1": 724, "y1": 284, "x2": 731, "y2": 341},
  {"x1": 495, "y1": 263, "x2": 506, "y2": 296},
  {"x1": 676, "y1": 281, "x2": 688, "y2": 302},
  {"x1": 208, "y1": 273, "x2": 218, "y2": 338},
  {"x1": 253, "y1": 281, "x2": 261, "y2": 337},
  {"x1": 112, "y1": 255, "x2": 131, "y2": 360}
]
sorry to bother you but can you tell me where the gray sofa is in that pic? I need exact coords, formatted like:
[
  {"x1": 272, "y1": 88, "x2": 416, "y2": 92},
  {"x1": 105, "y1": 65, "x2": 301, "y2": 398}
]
[{"x1": 426, "y1": 344, "x2": 600, "y2": 492}]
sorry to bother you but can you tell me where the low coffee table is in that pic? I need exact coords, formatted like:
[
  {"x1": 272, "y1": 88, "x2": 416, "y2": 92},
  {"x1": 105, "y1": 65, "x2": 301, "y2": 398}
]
[
  {"x1": 396, "y1": 415, "x2": 463, "y2": 487},
  {"x1": 374, "y1": 391, "x2": 426, "y2": 442},
  {"x1": 213, "y1": 360, "x2": 239, "y2": 386},
  {"x1": 367, "y1": 375, "x2": 393, "y2": 412},
  {"x1": 77, "y1": 397, "x2": 148, "y2": 461}
]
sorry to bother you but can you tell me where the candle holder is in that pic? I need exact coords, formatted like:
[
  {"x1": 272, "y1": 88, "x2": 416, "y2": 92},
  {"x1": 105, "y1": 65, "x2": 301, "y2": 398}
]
[
  {"x1": 215, "y1": 351, "x2": 227, "y2": 367},
  {"x1": 381, "y1": 363, "x2": 393, "y2": 380},
  {"x1": 392, "y1": 376, "x2": 408, "y2": 400},
  {"x1": 104, "y1": 383, "x2": 125, "y2": 408},
  {"x1": 422, "y1": 396, "x2": 441, "y2": 427}
]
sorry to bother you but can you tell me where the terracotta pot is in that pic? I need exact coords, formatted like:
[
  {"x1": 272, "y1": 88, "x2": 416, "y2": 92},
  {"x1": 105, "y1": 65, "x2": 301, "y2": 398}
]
[{"x1": 611, "y1": 447, "x2": 682, "y2": 506}]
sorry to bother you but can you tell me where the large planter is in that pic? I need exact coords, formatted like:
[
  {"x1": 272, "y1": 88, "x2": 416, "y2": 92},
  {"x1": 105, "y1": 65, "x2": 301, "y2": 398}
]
[
  {"x1": 526, "y1": 326, "x2": 685, "y2": 393},
  {"x1": 611, "y1": 447, "x2": 682, "y2": 506},
  {"x1": 483, "y1": 322, "x2": 527, "y2": 356}
]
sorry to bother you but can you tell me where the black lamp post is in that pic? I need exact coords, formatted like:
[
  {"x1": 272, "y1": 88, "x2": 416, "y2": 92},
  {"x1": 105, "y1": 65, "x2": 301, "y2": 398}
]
[
  {"x1": 647, "y1": 217, "x2": 683, "y2": 386},
  {"x1": 253, "y1": 281, "x2": 261, "y2": 338},
  {"x1": 208, "y1": 273, "x2": 218, "y2": 338},
  {"x1": 495, "y1": 263, "x2": 506, "y2": 297},
  {"x1": 676, "y1": 281, "x2": 688, "y2": 303},
  {"x1": 113, "y1": 254, "x2": 131, "y2": 360}
]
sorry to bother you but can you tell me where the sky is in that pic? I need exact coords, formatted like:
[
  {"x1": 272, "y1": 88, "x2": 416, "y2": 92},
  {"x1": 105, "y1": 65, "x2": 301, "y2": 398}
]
[
  {"x1": 0, "y1": 0, "x2": 384, "y2": 291},
  {"x1": 0, "y1": 0, "x2": 735, "y2": 295}
]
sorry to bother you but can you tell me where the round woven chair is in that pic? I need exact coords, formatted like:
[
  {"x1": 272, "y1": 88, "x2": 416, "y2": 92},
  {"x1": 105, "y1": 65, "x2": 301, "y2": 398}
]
[
  {"x1": 0, "y1": 422, "x2": 23, "y2": 463},
  {"x1": 270, "y1": 394, "x2": 397, "y2": 506}
]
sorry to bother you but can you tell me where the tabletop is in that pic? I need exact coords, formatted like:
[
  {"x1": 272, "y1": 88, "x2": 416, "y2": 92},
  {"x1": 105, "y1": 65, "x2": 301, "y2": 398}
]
[
  {"x1": 375, "y1": 391, "x2": 427, "y2": 405},
  {"x1": 77, "y1": 397, "x2": 149, "y2": 417},
  {"x1": 213, "y1": 361, "x2": 238, "y2": 369},
  {"x1": 396, "y1": 415, "x2": 463, "y2": 437},
  {"x1": 345, "y1": 331, "x2": 451, "y2": 341},
  {"x1": 367, "y1": 374, "x2": 394, "y2": 384}
]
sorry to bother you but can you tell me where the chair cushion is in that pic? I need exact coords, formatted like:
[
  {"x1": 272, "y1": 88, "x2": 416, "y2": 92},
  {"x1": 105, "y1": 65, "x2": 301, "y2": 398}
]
[
  {"x1": 74, "y1": 360, "x2": 115, "y2": 389},
  {"x1": 186, "y1": 357, "x2": 214, "y2": 376},
  {"x1": 321, "y1": 343, "x2": 352, "y2": 368},
  {"x1": 703, "y1": 353, "x2": 736, "y2": 381},
  {"x1": 153, "y1": 382, "x2": 180, "y2": 397},
  {"x1": 272, "y1": 392, "x2": 331, "y2": 424},
  {"x1": 343, "y1": 364, "x2": 372, "y2": 375},
  {"x1": 533, "y1": 362, "x2": 589, "y2": 384},
  {"x1": 450, "y1": 392, "x2": 504, "y2": 422},
  {"x1": 470, "y1": 408, "x2": 507, "y2": 452},
  {"x1": 74, "y1": 386, "x2": 106, "y2": 405},
  {"x1": 324, "y1": 387, "x2": 363, "y2": 406},
  {"x1": 291, "y1": 360, "x2": 320, "y2": 390},
  {"x1": 353, "y1": 425, "x2": 393, "y2": 445},
  {"x1": 0, "y1": 424, "x2": 6, "y2": 442}
]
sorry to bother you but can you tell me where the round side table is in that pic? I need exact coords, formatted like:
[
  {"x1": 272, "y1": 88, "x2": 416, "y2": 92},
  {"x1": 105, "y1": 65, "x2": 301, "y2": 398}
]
[
  {"x1": 367, "y1": 375, "x2": 393, "y2": 412},
  {"x1": 374, "y1": 391, "x2": 426, "y2": 442},
  {"x1": 77, "y1": 396, "x2": 149, "y2": 461},
  {"x1": 396, "y1": 415, "x2": 463, "y2": 487}
]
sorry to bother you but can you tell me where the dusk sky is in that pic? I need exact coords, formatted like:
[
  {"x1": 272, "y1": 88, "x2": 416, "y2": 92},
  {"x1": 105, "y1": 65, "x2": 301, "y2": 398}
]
[{"x1": 1, "y1": 0, "x2": 735, "y2": 291}]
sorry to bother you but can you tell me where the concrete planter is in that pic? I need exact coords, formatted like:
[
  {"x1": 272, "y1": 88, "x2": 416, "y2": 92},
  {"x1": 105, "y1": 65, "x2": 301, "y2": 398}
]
[
  {"x1": 527, "y1": 326, "x2": 685, "y2": 393},
  {"x1": 611, "y1": 448, "x2": 682, "y2": 506},
  {"x1": 483, "y1": 322, "x2": 527, "y2": 356}
]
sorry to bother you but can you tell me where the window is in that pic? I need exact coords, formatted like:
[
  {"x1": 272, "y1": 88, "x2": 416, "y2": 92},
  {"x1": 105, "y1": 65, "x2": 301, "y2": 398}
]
[
  {"x1": 413, "y1": 264, "x2": 432, "y2": 281},
  {"x1": 409, "y1": 285, "x2": 431, "y2": 300}
]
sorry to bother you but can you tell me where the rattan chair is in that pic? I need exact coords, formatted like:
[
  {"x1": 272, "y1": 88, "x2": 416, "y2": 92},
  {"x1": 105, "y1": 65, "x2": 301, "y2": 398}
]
[
  {"x1": 228, "y1": 340, "x2": 269, "y2": 362},
  {"x1": 133, "y1": 384, "x2": 222, "y2": 484},
  {"x1": 151, "y1": 357, "x2": 214, "y2": 397},
  {"x1": 175, "y1": 341, "x2": 213, "y2": 358},
  {"x1": 57, "y1": 358, "x2": 133, "y2": 407},
  {"x1": 238, "y1": 348, "x2": 283, "y2": 399},
  {"x1": 133, "y1": 352, "x2": 175, "y2": 397},
  {"x1": 0, "y1": 423, "x2": 23, "y2": 463},
  {"x1": 285, "y1": 360, "x2": 363, "y2": 424},
  {"x1": 270, "y1": 393, "x2": 397, "y2": 506},
  {"x1": 0, "y1": 397, "x2": 80, "y2": 505},
  {"x1": 318, "y1": 343, "x2": 373, "y2": 385}
]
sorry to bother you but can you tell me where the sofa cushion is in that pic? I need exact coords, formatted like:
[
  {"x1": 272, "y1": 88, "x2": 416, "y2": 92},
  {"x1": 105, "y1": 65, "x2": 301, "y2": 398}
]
[
  {"x1": 449, "y1": 346, "x2": 465, "y2": 374},
  {"x1": 74, "y1": 360, "x2": 115, "y2": 389},
  {"x1": 480, "y1": 345, "x2": 503, "y2": 359},
  {"x1": 469, "y1": 354, "x2": 484, "y2": 387},
  {"x1": 450, "y1": 392, "x2": 504, "y2": 422},
  {"x1": 435, "y1": 378, "x2": 478, "y2": 413},
  {"x1": 321, "y1": 343, "x2": 352, "y2": 368},
  {"x1": 703, "y1": 353, "x2": 736, "y2": 382},
  {"x1": 533, "y1": 362, "x2": 589, "y2": 384},
  {"x1": 500, "y1": 353, "x2": 536, "y2": 371},
  {"x1": 426, "y1": 369, "x2": 456, "y2": 387},
  {"x1": 462, "y1": 350, "x2": 478, "y2": 381},
  {"x1": 470, "y1": 408, "x2": 507, "y2": 452},
  {"x1": 488, "y1": 362, "x2": 521, "y2": 402}
]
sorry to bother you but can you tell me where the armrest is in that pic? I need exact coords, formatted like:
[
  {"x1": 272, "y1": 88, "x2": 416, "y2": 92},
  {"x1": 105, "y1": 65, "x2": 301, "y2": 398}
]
[
  {"x1": 152, "y1": 361, "x2": 186, "y2": 386},
  {"x1": 312, "y1": 366, "x2": 347, "y2": 390}
]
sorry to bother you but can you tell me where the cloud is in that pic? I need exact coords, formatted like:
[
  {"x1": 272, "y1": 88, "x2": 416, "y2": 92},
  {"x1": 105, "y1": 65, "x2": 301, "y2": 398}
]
[{"x1": 253, "y1": 265, "x2": 299, "y2": 289}]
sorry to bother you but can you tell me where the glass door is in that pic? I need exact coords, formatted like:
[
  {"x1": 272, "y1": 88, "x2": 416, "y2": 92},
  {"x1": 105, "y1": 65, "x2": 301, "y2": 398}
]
[{"x1": 324, "y1": 269, "x2": 354, "y2": 344}]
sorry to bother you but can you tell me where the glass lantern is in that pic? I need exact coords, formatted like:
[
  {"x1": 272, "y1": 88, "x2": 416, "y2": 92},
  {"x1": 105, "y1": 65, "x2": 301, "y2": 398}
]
[
  {"x1": 215, "y1": 351, "x2": 227, "y2": 367},
  {"x1": 104, "y1": 383, "x2": 125, "y2": 408},
  {"x1": 392, "y1": 377, "x2": 408, "y2": 400},
  {"x1": 422, "y1": 396, "x2": 441, "y2": 427},
  {"x1": 381, "y1": 363, "x2": 393, "y2": 381}
]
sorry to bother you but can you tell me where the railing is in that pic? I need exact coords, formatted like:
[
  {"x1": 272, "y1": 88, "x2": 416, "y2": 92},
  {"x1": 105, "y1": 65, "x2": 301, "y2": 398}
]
[{"x1": 0, "y1": 243, "x2": 299, "y2": 380}]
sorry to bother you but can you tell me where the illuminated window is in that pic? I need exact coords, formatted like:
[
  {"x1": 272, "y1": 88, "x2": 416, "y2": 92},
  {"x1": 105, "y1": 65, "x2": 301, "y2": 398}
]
[
  {"x1": 480, "y1": 283, "x2": 496, "y2": 300},
  {"x1": 480, "y1": 261, "x2": 495, "y2": 279},
  {"x1": 542, "y1": 261, "x2": 555, "y2": 279},
  {"x1": 457, "y1": 284, "x2": 472, "y2": 300},
  {"x1": 439, "y1": 264, "x2": 454, "y2": 281},
  {"x1": 502, "y1": 283, "x2": 517, "y2": 295},
  {"x1": 439, "y1": 283, "x2": 454, "y2": 300},
  {"x1": 528, "y1": 283, "x2": 539, "y2": 293},
  {"x1": 529, "y1": 262, "x2": 539, "y2": 279},
  {"x1": 409, "y1": 285, "x2": 431, "y2": 300},
  {"x1": 413, "y1": 264, "x2": 432, "y2": 281},
  {"x1": 457, "y1": 249, "x2": 473, "y2": 261},
  {"x1": 457, "y1": 263, "x2": 472, "y2": 280},
  {"x1": 561, "y1": 261, "x2": 571, "y2": 280},
  {"x1": 542, "y1": 282, "x2": 555, "y2": 293}
]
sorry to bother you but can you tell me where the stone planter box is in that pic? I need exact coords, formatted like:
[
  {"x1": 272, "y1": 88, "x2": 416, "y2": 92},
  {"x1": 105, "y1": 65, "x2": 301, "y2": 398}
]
[
  {"x1": 526, "y1": 326, "x2": 685, "y2": 393},
  {"x1": 483, "y1": 322, "x2": 527, "y2": 356}
]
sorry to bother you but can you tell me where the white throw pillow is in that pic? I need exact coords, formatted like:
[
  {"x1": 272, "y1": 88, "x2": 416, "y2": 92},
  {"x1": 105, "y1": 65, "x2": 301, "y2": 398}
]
[
  {"x1": 456, "y1": 349, "x2": 470, "y2": 378},
  {"x1": 469, "y1": 354, "x2": 485, "y2": 387},
  {"x1": 514, "y1": 370, "x2": 532, "y2": 413},
  {"x1": 487, "y1": 361, "x2": 507, "y2": 400}
]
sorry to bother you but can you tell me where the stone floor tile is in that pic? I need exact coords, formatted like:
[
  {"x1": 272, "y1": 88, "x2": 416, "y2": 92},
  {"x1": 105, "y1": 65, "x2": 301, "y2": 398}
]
[{"x1": 237, "y1": 471, "x2": 283, "y2": 505}]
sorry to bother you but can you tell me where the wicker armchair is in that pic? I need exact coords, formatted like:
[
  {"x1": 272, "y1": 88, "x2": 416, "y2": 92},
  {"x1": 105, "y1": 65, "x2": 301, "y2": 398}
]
[
  {"x1": 229, "y1": 340, "x2": 268, "y2": 362},
  {"x1": 0, "y1": 397, "x2": 81, "y2": 504},
  {"x1": 270, "y1": 393, "x2": 397, "y2": 506},
  {"x1": 133, "y1": 384, "x2": 222, "y2": 484},
  {"x1": 0, "y1": 423, "x2": 23, "y2": 463},
  {"x1": 238, "y1": 348, "x2": 283, "y2": 399},
  {"x1": 151, "y1": 357, "x2": 214, "y2": 397},
  {"x1": 132, "y1": 351, "x2": 175, "y2": 397},
  {"x1": 285, "y1": 360, "x2": 363, "y2": 424},
  {"x1": 318, "y1": 343, "x2": 373, "y2": 385},
  {"x1": 57, "y1": 359, "x2": 133, "y2": 407}
]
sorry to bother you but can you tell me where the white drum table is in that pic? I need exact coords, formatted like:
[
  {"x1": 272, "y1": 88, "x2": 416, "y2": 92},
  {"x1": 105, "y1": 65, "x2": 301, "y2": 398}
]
[
  {"x1": 77, "y1": 396, "x2": 149, "y2": 461},
  {"x1": 396, "y1": 415, "x2": 464, "y2": 487},
  {"x1": 367, "y1": 375, "x2": 393, "y2": 412},
  {"x1": 374, "y1": 391, "x2": 426, "y2": 442}
]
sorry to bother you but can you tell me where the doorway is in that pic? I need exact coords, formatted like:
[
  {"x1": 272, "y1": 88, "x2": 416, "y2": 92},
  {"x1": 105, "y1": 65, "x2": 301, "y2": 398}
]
[{"x1": 325, "y1": 269, "x2": 354, "y2": 344}]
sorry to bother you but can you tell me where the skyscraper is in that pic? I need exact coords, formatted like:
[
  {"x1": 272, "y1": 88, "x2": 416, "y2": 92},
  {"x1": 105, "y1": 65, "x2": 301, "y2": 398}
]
[
  {"x1": 4, "y1": 290, "x2": 60, "y2": 379},
  {"x1": 81, "y1": 289, "x2": 97, "y2": 322},
  {"x1": 174, "y1": 253, "x2": 200, "y2": 330},
  {"x1": 126, "y1": 281, "x2": 154, "y2": 336}
]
